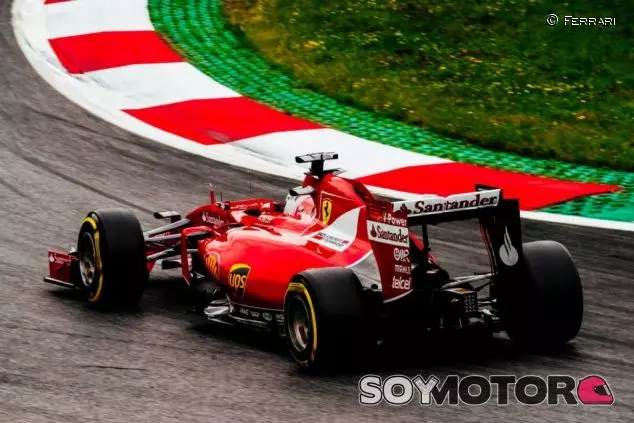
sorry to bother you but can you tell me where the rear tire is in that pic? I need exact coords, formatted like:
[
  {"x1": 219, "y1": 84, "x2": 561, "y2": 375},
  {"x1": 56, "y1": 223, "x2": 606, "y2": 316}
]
[
  {"x1": 283, "y1": 268, "x2": 371, "y2": 371},
  {"x1": 76, "y1": 209, "x2": 148, "y2": 309},
  {"x1": 499, "y1": 240, "x2": 583, "y2": 348}
]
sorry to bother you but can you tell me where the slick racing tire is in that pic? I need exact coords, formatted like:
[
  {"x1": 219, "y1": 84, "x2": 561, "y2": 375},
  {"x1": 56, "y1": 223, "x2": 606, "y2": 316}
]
[
  {"x1": 499, "y1": 240, "x2": 583, "y2": 348},
  {"x1": 76, "y1": 209, "x2": 148, "y2": 309},
  {"x1": 283, "y1": 268, "x2": 371, "y2": 371}
]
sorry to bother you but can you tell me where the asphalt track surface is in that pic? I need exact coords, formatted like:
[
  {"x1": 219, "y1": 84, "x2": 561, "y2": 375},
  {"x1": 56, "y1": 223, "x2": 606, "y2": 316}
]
[{"x1": 1, "y1": 2, "x2": 633, "y2": 422}]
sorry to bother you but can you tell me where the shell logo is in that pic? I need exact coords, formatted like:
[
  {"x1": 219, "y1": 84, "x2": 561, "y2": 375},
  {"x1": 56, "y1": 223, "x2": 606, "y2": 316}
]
[{"x1": 204, "y1": 252, "x2": 220, "y2": 280}]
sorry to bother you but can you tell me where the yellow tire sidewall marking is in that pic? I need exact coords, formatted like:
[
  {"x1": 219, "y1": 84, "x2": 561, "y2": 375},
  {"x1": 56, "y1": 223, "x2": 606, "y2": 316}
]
[
  {"x1": 83, "y1": 217, "x2": 104, "y2": 303},
  {"x1": 287, "y1": 282, "x2": 318, "y2": 364}
]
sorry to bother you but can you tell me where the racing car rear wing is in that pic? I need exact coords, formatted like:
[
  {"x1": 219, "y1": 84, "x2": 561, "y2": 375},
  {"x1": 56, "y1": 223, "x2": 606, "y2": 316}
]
[
  {"x1": 368, "y1": 185, "x2": 523, "y2": 278},
  {"x1": 391, "y1": 186, "x2": 508, "y2": 226}
]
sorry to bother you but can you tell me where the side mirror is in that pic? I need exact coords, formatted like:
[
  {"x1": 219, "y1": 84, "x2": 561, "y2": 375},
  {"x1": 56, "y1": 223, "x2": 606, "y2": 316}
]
[{"x1": 153, "y1": 210, "x2": 182, "y2": 223}]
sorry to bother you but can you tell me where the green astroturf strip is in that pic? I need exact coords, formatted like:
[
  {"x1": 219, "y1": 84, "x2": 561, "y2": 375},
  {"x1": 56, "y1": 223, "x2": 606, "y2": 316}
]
[{"x1": 148, "y1": 0, "x2": 634, "y2": 222}]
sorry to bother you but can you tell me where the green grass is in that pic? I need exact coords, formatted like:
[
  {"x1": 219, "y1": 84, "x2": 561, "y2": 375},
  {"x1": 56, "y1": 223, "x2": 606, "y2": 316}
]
[{"x1": 224, "y1": 0, "x2": 634, "y2": 170}]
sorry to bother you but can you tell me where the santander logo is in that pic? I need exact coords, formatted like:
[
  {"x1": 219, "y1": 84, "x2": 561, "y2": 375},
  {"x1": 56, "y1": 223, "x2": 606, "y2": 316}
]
[
  {"x1": 499, "y1": 226, "x2": 519, "y2": 266},
  {"x1": 395, "y1": 189, "x2": 501, "y2": 217},
  {"x1": 367, "y1": 222, "x2": 409, "y2": 247}
]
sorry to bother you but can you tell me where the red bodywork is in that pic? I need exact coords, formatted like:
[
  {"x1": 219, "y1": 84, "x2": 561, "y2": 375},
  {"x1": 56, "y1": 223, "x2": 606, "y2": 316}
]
[
  {"x1": 184, "y1": 173, "x2": 415, "y2": 310},
  {"x1": 46, "y1": 170, "x2": 429, "y2": 314},
  {"x1": 45, "y1": 154, "x2": 537, "y2": 354}
]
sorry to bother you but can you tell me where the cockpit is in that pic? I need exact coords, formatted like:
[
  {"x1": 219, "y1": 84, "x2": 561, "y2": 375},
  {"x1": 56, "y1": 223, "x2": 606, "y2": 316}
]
[{"x1": 282, "y1": 186, "x2": 317, "y2": 219}]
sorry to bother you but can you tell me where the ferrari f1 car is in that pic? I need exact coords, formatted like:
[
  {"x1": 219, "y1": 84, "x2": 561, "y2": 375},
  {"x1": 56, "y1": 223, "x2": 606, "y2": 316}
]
[{"x1": 45, "y1": 153, "x2": 583, "y2": 370}]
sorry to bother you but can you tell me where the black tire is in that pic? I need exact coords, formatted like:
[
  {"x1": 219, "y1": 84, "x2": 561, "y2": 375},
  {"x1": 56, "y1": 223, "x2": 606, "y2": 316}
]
[
  {"x1": 499, "y1": 240, "x2": 583, "y2": 348},
  {"x1": 283, "y1": 268, "x2": 370, "y2": 371},
  {"x1": 76, "y1": 209, "x2": 148, "y2": 309}
]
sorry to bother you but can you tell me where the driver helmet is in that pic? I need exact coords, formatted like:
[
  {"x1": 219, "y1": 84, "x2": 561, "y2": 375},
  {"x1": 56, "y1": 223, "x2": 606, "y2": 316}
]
[{"x1": 283, "y1": 189, "x2": 316, "y2": 219}]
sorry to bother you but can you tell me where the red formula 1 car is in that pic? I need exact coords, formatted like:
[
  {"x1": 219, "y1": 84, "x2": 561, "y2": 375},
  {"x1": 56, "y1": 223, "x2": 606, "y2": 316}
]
[{"x1": 45, "y1": 153, "x2": 583, "y2": 369}]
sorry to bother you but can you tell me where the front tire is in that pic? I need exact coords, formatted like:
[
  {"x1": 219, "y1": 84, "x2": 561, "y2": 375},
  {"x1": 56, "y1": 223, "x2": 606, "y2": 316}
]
[
  {"x1": 283, "y1": 268, "x2": 371, "y2": 371},
  {"x1": 76, "y1": 209, "x2": 148, "y2": 309},
  {"x1": 499, "y1": 240, "x2": 583, "y2": 348}
]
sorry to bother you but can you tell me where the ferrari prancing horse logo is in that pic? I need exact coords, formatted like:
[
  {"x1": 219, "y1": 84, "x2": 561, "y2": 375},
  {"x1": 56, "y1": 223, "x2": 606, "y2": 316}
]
[{"x1": 321, "y1": 199, "x2": 333, "y2": 224}]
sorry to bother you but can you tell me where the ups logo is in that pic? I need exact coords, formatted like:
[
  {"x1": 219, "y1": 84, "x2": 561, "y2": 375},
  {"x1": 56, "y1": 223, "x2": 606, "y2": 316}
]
[{"x1": 228, "y1": 263, "x2": 250, "y2": 298}]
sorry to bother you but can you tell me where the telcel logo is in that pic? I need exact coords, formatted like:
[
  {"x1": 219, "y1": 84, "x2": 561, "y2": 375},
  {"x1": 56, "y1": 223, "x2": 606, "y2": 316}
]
[{"x1": 392, "y1": 275, "x2": 411, "y2": 290}]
